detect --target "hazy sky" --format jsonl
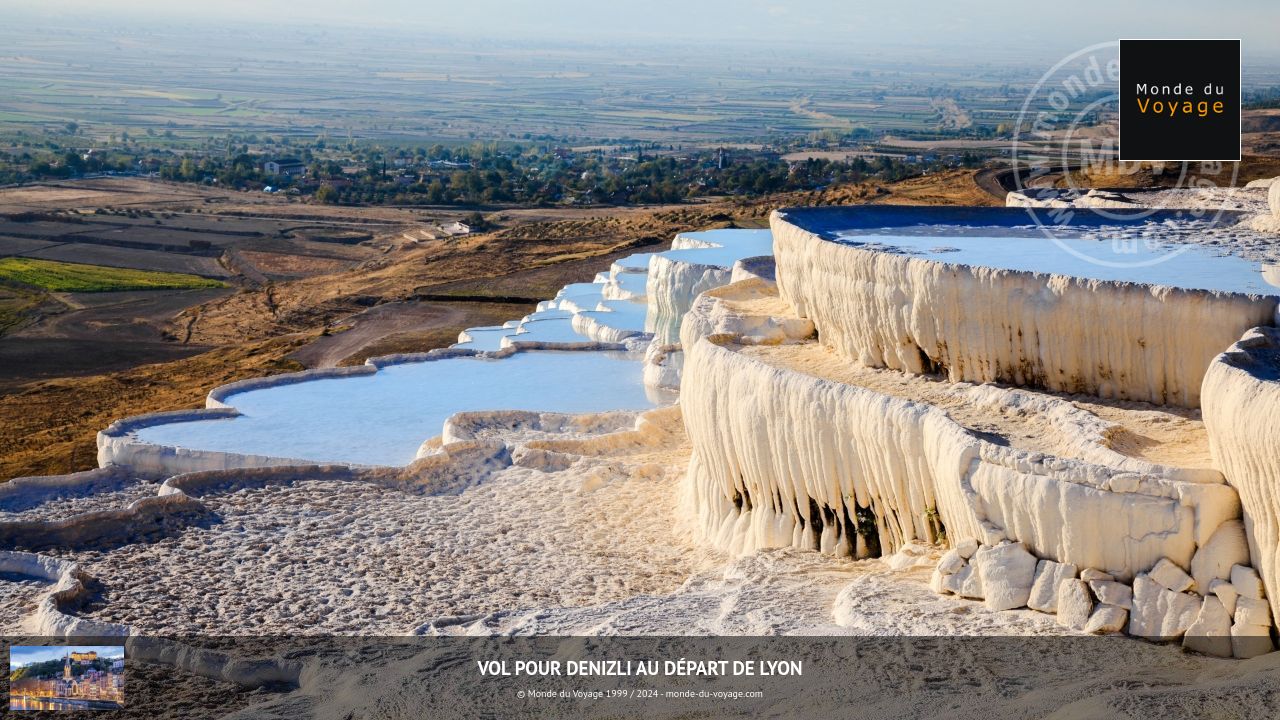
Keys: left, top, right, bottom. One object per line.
{"left": 9, "top": 0, "right": 1280, "bottom": 57}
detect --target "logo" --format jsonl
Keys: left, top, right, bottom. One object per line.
{"left": 1120, "top": 39, "right": 1241, "bottom": 162}
{"left": 1012, "top": 41, "right": 1241, "bottom": 268}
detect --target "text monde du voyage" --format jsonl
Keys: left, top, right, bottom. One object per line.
{"left": 1133, "top": 82, "right": 1229, "bottom": 118}
{"left": 476, "top": 659, "right": 803, "bottom": 677}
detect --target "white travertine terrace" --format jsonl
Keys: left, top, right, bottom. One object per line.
{"left": 644, "top": 229, "right": 773, "bottom": 345}
{"left": 677, "top": 268, "right": 1271, "bottom": 655}
{"left": 1203, "top": 327, "right": 1280, "bottom": 628}
{"left": 771, "top": 209, "right": 1277, "bottom": 407}
{"left": 676, "top": 201, "right": 1280, "bottom": 655}
{"left": 680, "top": 313, "right": 1238, "bottom": 576}
{"left": 9, "top": 197, "right": 1280, "bottom": 662}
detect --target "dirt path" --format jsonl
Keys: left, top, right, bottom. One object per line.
{"left": 287, "top": 302, "right": 470, "bottom": 368}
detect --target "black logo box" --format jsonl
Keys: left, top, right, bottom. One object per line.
{"left": 1119, "top": 39, "right": 1241, "bottom": 162}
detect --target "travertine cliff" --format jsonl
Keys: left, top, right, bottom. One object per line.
{"left": 770, "top": 210, "right": 1276, "bottom": 407}
{"left": 1203, "top": 327, "right": 1280, "bottom": 626}
{"left": 681, "top": 334, "right": 1237, "bottom": 576}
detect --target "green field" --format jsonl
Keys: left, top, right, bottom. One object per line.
{"left": 0, "top": 257, "right": 226, "bottom": 292}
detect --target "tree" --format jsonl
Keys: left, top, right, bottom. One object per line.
{"left": 315, "top": 184, "right": 338, "bottom": 204}
{"left": 463, "top": 211, "right": 491, "bottom": 231}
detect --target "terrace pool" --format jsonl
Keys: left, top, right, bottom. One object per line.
{"left": 453, "top": 326, "right": 516, "bottom": 352}
{"left": 578, "top": 299, "right": 648, "bottom": 334}
{"left": 134, "top": 351, "right": 668, "bottom": 467}
{"left": 107, "top": 227, "right": 777, "bottom": 474}
{"left": 784, "top": 206, "right": 1277, "bottom": 295}
{"left": 666, "top": 229, "right": 774, "bottom": 267}
{"left": 505, "top": 317, "right": 592, "bottom": 345}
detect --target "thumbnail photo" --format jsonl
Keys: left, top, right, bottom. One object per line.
{"left": 9, "top": 646, "right": 125, "bottom": 711}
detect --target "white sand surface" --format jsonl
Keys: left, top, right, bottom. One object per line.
{"left": 0, "top": 480, "right": 162, "bottom": 522}
{"left": 50, "top": 427, "right": 720, "bottom": 634}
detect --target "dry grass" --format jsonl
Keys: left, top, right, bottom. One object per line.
{"left": 0, "top": 336, "right": 309, "bottom": 479}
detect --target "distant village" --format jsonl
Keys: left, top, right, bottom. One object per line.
{"left": 0, "top": 127, "right": 987, "bottom": 208}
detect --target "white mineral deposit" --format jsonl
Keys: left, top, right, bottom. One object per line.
{"left": 5, "top": 188, "right": 1280, "bottom": 714}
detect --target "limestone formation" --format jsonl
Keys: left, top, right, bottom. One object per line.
{"left": 1057, "top": 579, "right": 1093, "bottom": 630}
{"left": 973, "top": 542, "right": 1038, "bottom": 611}
{"left": 771, "top": 209, "right": 1277, "bottom": 407}
{"left": 1149, "top": 558, "right": 1195, "bottom": 593}
{"left": 1231, "top": 622, "right": 1275, "bottom": 659}
{"left": 12, "top": 210, "right": 1276, "bottom": 658}
{"left": 1080, "top": 568, "right": 1115, "bottom": 583}
{"left": 646, "top": 230, "right": 773, "bottom": 346}
{"left": 0, "top": 551, "right": 128, "bottom": 637}
{"left": 1084, "top": 605, "right": 1129, "bottom": 635}
{"left": 937, "top": 549, "right": 966, "bottom": 575}
{"left": 958, "top": 565, "right": 985, "bottom": 600}
{"left": 1235, "top": 595, "right": 1272, "bottom": 628}
{"left": 1028, "top": 559, "right": 1077, "bottom": 613}
{"left": 1190, "top": 520, "right": 1250, "bottom": 595}
{"left": 1209, "top": 579, "right": 1239, "bottom": 616}
{"left": 1088, "top": 580, "right": 1133, "bottom": 609}
{"left": 1231, "top": 564, "right": 1266, "bottom": 599}
{"left": 929, "top": 568, "right": 947, "bottom": 594}
{"left": 1129, "top": 575, "right": 1200, "bottom": 640}
{"left": 1183, "top": 596, "right": 1234, "bottom": 658}
{"left": 1203, "top": 329, "right": 1280, "bottom": 628}
{"left": 941, "top": 566, "right": 968, "bottom": 596}
{"left": 955, "top": 538, "right": 979, "bottom": 559}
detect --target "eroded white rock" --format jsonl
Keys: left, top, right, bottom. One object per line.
{"left": 955, "top": 538, "right": 979, "bottom": 559}
{"left": 1183, "top": 596, "right": 1233, "bottom": 658}
{"left": 1088, "top": 580, "right": 1133, "bottom": 610}
{"left": 772, "top": 210, "right": 1277, "bottom": 407}
{"left": 1191, "top": 520, "right": 1249, "bottom": 594}
{"left": 1209, "top": 578, "right": 1239, "bottom": 617}
{"left": 1231, "top": 622, "right": 1275, "bottom": 659}
{"left": 1028, "top": 559, "right": 1077, "bottom": 614}
{"left": 1080, "top": 568, "right": 1115, "bottom": 583}
{"left": 958, "top": 564, "right": 985, "bottom": 600}
{"left": 937, "top": 549, "right": 966, "bottom": 575}
{"left": 1084, "top": 605, "right": 1128, "bottom": 635}
{"left": 1130, "top": 575, "right": 1200, "bottom": 640}
{"left": 1235, "top": 595, "right": 1273, "bottom": 628}
{"left": 1231, "top": 564, "right": 1266, "bottom": 600}
{"left": 941, "top": 567, "right": 967, "bottom": 596}
{"left": 684, "top": 339, "right": 1222, "bottom": 575}
{"left": 972, "top": 543, "right": 1037, "bottom": 611}
{"left": 1203, "top": 328, "right": 1280, "bottom": 638}
{"left": 930, "top": 568, "right": 947, "bottom": 595}
{"left": 1057, "top": 579, "right": 1093, "bottom": 630}
{"left": 1149, "top": 558, "right": 1195, "bottom": 593}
